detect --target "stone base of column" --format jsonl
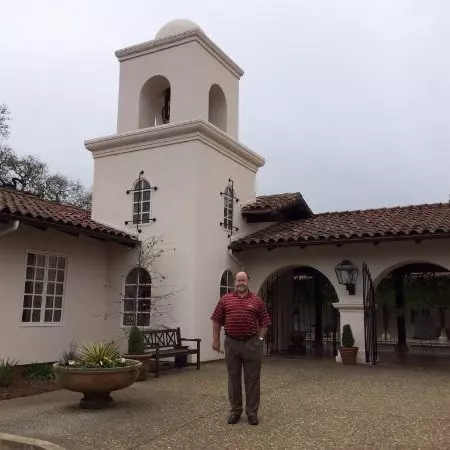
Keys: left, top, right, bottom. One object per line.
{"left": 333, "top": 300, "right": 367, "bottom": 364}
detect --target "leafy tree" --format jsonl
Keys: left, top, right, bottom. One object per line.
{"left": 0, "top": 104, "right": 92, "bottom": 209}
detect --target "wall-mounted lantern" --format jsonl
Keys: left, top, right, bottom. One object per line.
{"left": 335, "top": 260, "right": 359, "bottom": 295}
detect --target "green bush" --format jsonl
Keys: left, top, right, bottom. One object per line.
{"left": 24, "top": 362, "right": 55, "bottom": 381}
{"left": 127, "top": 325, "right": 145, "bottom": 355}
{"left": 0, "top": 358, "right": 18, "bottom": 387}
{"left": 341, "top": 324, "right": 355, "bottom": 347}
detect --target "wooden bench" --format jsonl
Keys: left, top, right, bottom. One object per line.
{"left": 142, "top": 327, "right": 201, "bottom": 378}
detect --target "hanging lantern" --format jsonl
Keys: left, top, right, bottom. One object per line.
{"left": 335, "top": 260, "right": 359, "bottom": 295}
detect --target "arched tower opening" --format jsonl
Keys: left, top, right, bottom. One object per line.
{"left": 208, "top": 84, "right": 227, "bottom": 132}
{"left": 139, "top": 75, "right": 171, "bottom": 128}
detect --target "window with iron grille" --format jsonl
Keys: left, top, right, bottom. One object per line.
{"left": 132, "top": 178, "right": 152, "bottom": 224}
{"left": 122, "top": 268, "right": 151, "bottom": 327}
{"left": 22, "top": 252, "right": 66, "bottom": 324}
{"left": 220, "top": 269, "right": 234, "bottom": 298}
{"left": 223, "top": 184, "right": 234, "bottom": 231}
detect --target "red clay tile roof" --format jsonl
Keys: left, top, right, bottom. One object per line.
{"left": 0, "top": 187, "right": 136, "bottom": 245}
{"left": 241, "top": 192, "right": 313, "bottom": 216}
{"left": 230, "top": 202, "right": 450, "bottom": 250}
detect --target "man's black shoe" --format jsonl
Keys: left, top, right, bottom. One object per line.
{"left": 248, "top": 415, "right": 259, "bottom": 426}
{"left": 227, "top": 414, "right": 240, "bottom": 424}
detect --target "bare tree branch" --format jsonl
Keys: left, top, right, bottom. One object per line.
{"left": 103, "top": 236, "right": 179, "bottom": 331}
{"left": 0, "top": 104, "right": 92, "bottom": 209}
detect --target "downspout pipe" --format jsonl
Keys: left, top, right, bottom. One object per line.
{"left": 0, "top": 220, "right": 19, "bottom": 237}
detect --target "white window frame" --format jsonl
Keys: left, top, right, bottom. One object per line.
{"left": 121, "top": 267, "right": 152, "bottom": 329}
{"left": 20, "top": 250, "right": 68, "bottom": 327}
{"left": 220, "top": 269, "right": 235, "bottom": 298}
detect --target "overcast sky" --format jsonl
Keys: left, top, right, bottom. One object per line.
{"left": 1, "top": 0, "right": 449, "bottom": 213}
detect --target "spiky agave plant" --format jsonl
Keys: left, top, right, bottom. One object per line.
{"left": 79, "top": 341, "right": 125, "bottom": 368}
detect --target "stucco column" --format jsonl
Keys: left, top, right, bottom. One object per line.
{"left": 334, "top": 300, "right": 367, "bottom": 364}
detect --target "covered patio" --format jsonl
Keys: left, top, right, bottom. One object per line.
{"left": 232, "top": 194, "right": 450, "bottom": 365}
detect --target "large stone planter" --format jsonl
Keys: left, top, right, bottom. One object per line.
{"left": 123, "top": 354, "right": 152, "bottom": 381}
{"left": 53, "top": 359, "right": 141, "bottom": 409}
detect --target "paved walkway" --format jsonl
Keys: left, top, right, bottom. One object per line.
{"left": 1, "top": 357, "right": 450, "bottom": 449}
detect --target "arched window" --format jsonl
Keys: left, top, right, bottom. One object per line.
{"left": 220, "top": 269, "right": 234, "bottom": 297}
{"left": 139, "top": 75, "right": 171, "bottom": 128}
{"left": 208, "top": 84, "right": 227, "bottom": 132}
{"left": 223, "top": 183, "right": 234, "bottom": 232}
{"left": 123, "top": 268, "right": 151, "bottom": 327}
{"left": 132, "top": 178, "right": 152, "bottom": 224}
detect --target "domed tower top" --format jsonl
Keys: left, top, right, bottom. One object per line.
{"left": 155, "top": 19, "right": 203, "bottom": 40}
{"left": 114, "top": 19, "right": 244, "bottom": 139}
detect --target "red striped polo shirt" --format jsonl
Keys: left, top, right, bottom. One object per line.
{"left": 211, "top": 291, "right": 271, "bottom": 337}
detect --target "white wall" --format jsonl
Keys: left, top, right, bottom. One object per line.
{"left": 191, "top": 140, "right": 258, "bottom": 360}
{"left": 0, "top": 226, "right": 127, "bottom": 364}
{"left": 88, "top": 131, "right": 261, "bottom": 362}
{"left": 90, "top": 139, "right": 199, "bottom": 342}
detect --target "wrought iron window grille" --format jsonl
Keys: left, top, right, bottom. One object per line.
{"left": 220, "top": 178, "right": 239, "bottom": 238}
{"left": 125, "top": 170, "right": 157, "bottom": 233}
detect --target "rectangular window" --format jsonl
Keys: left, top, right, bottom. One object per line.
{"left": 22, "top": 252, "right": 66, "bottom": 324}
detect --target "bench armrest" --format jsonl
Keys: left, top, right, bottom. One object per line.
{"left": 180, "top": 338, "right": 201, "bottom": 342}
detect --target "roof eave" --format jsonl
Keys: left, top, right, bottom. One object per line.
{"left": 241, "top": 193, "right": 314, "bottom": 220}
{"left": 229, "top": 232, "right": 450, "bottom": 251}
{"left": 0, "top": 213, "right": 138, "bottom": 247}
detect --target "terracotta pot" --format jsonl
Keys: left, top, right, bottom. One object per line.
{"left": 339, "top": 346, "right": 358, "bottom": 365}
{"left": 123, "top": 354, "right": 152, "bottom": 381}
{"left": 53, "top": 359, "right": 141, "bottom": 409}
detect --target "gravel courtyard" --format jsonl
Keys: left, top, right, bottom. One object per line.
{"left": 0, "top": 356, "right": 449, "bottom": 449}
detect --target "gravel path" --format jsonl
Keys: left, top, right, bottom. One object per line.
{"left": 0, "top": 357, "right": 449, "bottom": 449}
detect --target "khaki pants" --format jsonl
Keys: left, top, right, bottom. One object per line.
{"left": 224, "top": 335, "right": 263, "bottom": 417}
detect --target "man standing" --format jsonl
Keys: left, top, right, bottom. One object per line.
{"left": 211, "top": 271, "right": 271, "bottom": 426}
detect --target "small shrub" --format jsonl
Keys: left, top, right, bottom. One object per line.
{"left": 62, "top": 341, "right": 78, "bottom": 365}
{"left": 0, "top": 358, "right": 18, "bottom": 387}
{"left": 341, "top": 324, "right": 355, "bottom": 347}
{"left": 127, "top": 325, "right": 145, "bottom": 355}
{"left": 24, "top": 362, "right": 55, "bottom": 381}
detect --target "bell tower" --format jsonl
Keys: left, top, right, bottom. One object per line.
{"left": 115, "top": 19, "right": 243, "bottom": 139}
{"left": 85, "top": 19, "right": 264, "bottom": 361}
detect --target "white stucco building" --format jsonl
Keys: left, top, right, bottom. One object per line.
{"left": 2, "top": 19, "right": 450, "bottom": 366}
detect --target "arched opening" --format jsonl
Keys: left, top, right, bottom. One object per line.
{"left": 139, "top": 75, "right": 171, "bottom": 128}
{"left": 208, "top": 84, "right": 227, "bottom": 132}
{"left": 219, "top": 269, "right": 234, "bottom": 297}
{"left": 122, "top": 267, "right": 151, "bottom": 327}
{"left": 375, "top": 262, "right": 450, "bottom": 363}
{"left": 258, "top": 266, "right": 339, "bottom": 358}
{"left": 132, "top": 177, "right": 152, "bottom": 225}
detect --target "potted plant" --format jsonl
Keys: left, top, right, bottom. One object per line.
{"left": 339, "top": 324, "right": 358, "bottom": 365}
{"left": 123, "top": 325, "right": 152, "bottom": 381}
{"left": 53, "top": 340, "right": 141, "bottom": 409}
